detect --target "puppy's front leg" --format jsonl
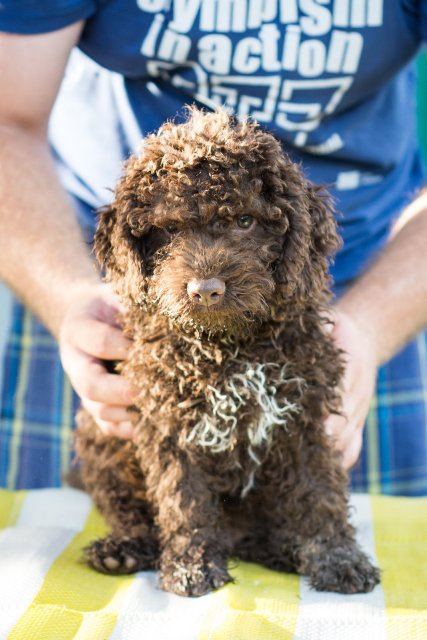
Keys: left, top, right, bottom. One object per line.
{"left": 144, "top": 450, "right": 233, "bottom": 597}
{"left": 253, "top": 437, "right": 380, "bottom": 594}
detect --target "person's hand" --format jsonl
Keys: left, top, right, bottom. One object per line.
{"left": 59, "top": 282, "right": 137, "bottom": 438}
{"left": 325, "top": 308, "right": 379, "bottom": 469}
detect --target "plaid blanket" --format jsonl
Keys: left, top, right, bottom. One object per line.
{"left": 0, "top": 488, "right": 426, "bottom": 640}
{"left": 1, "top": 302, "right": 427, "bottom": 494}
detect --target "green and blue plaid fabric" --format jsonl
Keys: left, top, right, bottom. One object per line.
{"left": 1, "top": 300, "right": 427, "bottom": 495}
{"left": 0, "top": 303, "right": 78, "bottom": 489}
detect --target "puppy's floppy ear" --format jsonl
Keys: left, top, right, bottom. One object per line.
{"left": 94, "top": 152, "right": 156, "bottom": 280}
{"left": 299, "top": 185, "right": 340, "bottom": 298}
{"left": 94, "top": 204, "right": 119, "bottom": 273}
{"left": 274, "top": 162, "right": 339, "bottom": 306}
{"left": 94, "top": 198, "right": 156, "bottom": 301}
{"left": 124, "top": 209, "right": 156, "bottom": 278}
{"left": 93, "top": 201, "right": 154, "bottom": 306}
{"left": 307, "top": 185, "right": 340, "bottom": 260}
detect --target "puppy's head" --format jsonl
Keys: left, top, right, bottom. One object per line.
{"left": 95, "top": 108, "right": 339, "bottom": 336}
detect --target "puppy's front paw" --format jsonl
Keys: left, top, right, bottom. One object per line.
{"left": 159, "top": 549, "right": 233, "bottom": 597}
{"left": 308, "top": 546, "right": 380, "bottom": 594}
{"left": 85, "top": 534, "right": 158, "bottom": 575}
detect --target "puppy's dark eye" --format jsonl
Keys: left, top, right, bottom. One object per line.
{"left": 165, "top": 223, "right": 178, "bottom": 234}
{"left": 236, "top": 215, "right": 254, "bottom": 229}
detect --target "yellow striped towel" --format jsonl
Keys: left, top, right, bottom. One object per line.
{"left": 0, "top": 488, "right": 426, "bottom": 640}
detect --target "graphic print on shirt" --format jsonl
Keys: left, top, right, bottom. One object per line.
{"left": 137, "top": 0, "right": 384, "bottom": 155}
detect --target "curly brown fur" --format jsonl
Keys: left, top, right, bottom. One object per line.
{"left": 75, "top": 107, "right": 380, "bottom": 596}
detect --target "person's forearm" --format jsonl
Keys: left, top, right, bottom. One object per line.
{"left": 337, "top": 189, "right": 427, "bottom": 366}
{"left": 0, "top": 123, "right": 100, "bottom": 337}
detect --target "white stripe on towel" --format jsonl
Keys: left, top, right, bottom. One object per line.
{"left": 15, "top": 487, "right": 92, "bottom": 529}
{"left": 109, "top": 570, "right": 213, "bottom": 640}
{"left": 0, "top": 488, "right": 91, "bottom": 639}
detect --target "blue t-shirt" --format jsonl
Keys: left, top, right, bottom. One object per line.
{"left": 1, "top": 0, "right": 426, "bottom": 289}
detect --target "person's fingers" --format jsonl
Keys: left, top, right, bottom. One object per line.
{"left": 95, "top": 419, "right": 135, "bottom": 439}
{"left": 64, "top": 315, "right": 132, "bottom": 360}
{"left": 82, "top": 398, "right": 136, "bottom": 438}
{"left": 325, "top": 408, "right": 354, "bottom": 442}
{"left": 324, "top": 412, "right": 341, "bottom": 436}
{"left": 79, "top": 360, "right": 135, "bottom": 405}
{"left": 93, "top": 286, "right": 127, "bottom": 323}
{"left": 322, "top": 307, "right": 377, "bottom": 470}
{"left": 62, "top": 343, "right": 136, "bottom": 405}
{"left": 58, "top": 284, "right": 138, "bottom": 440}
{"left": 342, "top": 431, "right": 363, "bottom": 470}
{"left": 82, "top": 399, "right": 137, "bottom": 424}
{"left": 325, "top": 407, "right": 364, "bottom": 468}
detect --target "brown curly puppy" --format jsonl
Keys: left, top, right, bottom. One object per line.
{"left": 75, "top": 107, "right": 380, "bottom": 597}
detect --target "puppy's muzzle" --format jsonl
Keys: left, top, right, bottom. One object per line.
{"left": 187, "top": 278, "right": 225, "bottom": 307}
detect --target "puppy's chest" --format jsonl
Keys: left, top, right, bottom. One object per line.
{"left": 130, "top": 339, "right": 305, "bottom": 472}
{"left": 181, "top": 360, "right": 305, "bottom": 496}
{"left": 187, "top": 360, "right": 305, "bottom": 455}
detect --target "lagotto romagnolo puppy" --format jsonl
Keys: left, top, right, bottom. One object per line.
{"left": 75, "top": 107, "right": 380, "bottom": 597}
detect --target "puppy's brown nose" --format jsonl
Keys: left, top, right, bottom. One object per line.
{"left": 187, "top": 278, "right": 225, "bottom": 307}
